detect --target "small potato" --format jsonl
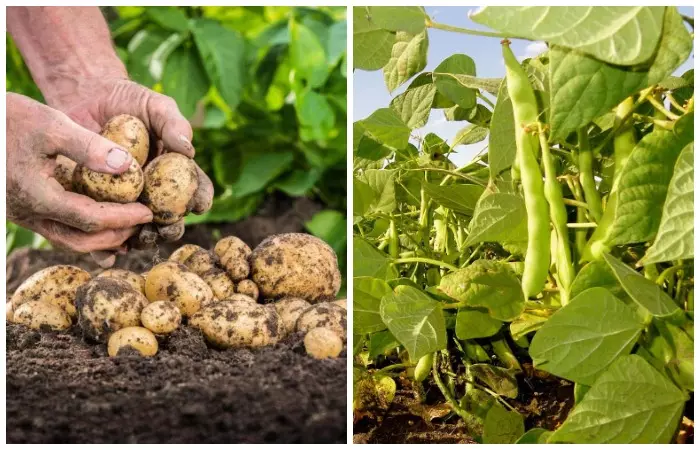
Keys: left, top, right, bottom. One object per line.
{"left": 10, "top": 265, "right": 91, "bottom": 318}
{"left": 141, "top": 153, "right": 199, "bottom": 225}
{"left": 6, "top": 302, "right": 15, "bottom": 322}
{"left": 274, "top": 297, "right": 312, "bottom": 336}
{"left": 97, "top": 269, "right": 145, "bottom": 295}
{"left": 250, "top": 233, "right": 341, "bottom": 303}
{"left": 190, "top": 300, "right": 280, "bottom": 348}
{"left": 13, "top": 301, "right": 72, "bottom": 331}
{"left": 183, "top": 249, "right": 219, "bottom": 276}
{"left": 296, "top": 303, "right": 346, "bottom": 339}
{"left": 201, "top": 270, "right": 236, "bottom": 300}
{"left": 214, "top": 236, "right": 252, "bottom": 281}
{"left": 169, "top": 244, "right": 204, "bottom": 264}
{"left": 157, "top": 221, "right": 185, "bottom": 242}
{"left": 76, "top": 278, "right": 149, "bottom": 342}
{"left": 332, "top": 298, "right": 347, "bottom": 309}
{"left": 236, "top": 279, "right": 259, "bottom": 301}
{"left": 108, "top": 326, "right": 158, "bottom": 357}
{"left": 100, "top": 115, "right": 150, "bottom": 166}
{"left": 304, "top": 327, "right": 343, "bottom": 359}
{"left": 54, "top": 156, "right": 76, "bottom": 191}
{"left": 141, "top": 301, "right": 181, "bottom": 334}
{"left": 144, "top": 262, "right": 213, "bottom": 316}
{"left": 73, "top": 158, "right": 144, "bottom": 203}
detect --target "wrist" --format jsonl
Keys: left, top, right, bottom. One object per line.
{"left": 41, "top": 62, "right": 128, "bottom": 111}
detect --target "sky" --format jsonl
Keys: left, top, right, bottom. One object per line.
{"left": 353, "top": 6, "right": 695, "bottom": 167}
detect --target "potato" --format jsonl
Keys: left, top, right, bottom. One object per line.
{"left": 236, "top": 279, "right": 259, "bottom": 301}
{"left": 250, "top": 233, "right": 341, "bottom": 303}
{"left": 157, "top": 221, "right": 185, "bottom": 242}
{"left": 100, "top": 115, "right": 150, "bottom": 166}
{"left": 6, "top": 302, "right": 15, "bottom": 322}
{"left": 97, "top": 269, "right": 145, "bottom": 295}
{"left": 200, "top": 270, "right": 236, "bottom": 300}
{"left": 54, "top": 155, "right": 76, "bottom": 191}
{"left": 190, "top": 300, "right": 280, "bottom": 348}
{"left": 214, "top": 236, "right": 251, "bottom": 281}
{"left": 304, "top": 327, "right": 343, "bottom": 359}
{"left": 332, "top": 298, "right": 347, "bottom": 309}
{"left": 274, "top": 297, "right": 311, "bottom": 336}
{"left": 73, "top": 158, "right": 144, "bottom": 203}
{"left": 141, "top": 153, "right": 199, "bottom": 225}
{"left": 108, "top": 326, "right": 158, "bottom": 357}
{"left": 144, "top": 261, "right": 213, "bottom": 317}
{"left": 183, "top": 249, "right": 219, "bottom": 276}
{"left": 169, "top": 244, "right": 204, "bottom": 264}
{"left": 10, "top": 265, "right": 91, "bottom": 319}
{"left": 140, "top": 301, "right": 181, "bottom": 334}
{"left": 76, "top": 278, "right": 149, "bottom": 342}
{"left": 296, "top": 303, "right": 346, "bottom": 339}
{"left": 13, "top": 301, "right": 72, "bottom": 331}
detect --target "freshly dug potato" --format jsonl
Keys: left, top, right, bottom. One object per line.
{"left": 169, "top": 244, "right": 204, "bottom": 264}
{"left": 108, "top": 326, "right": 158, "bottom": 357}
{"left": 214, "top": 236, "right": 252, "bottom": 281}
{"left": 10, "top": 265, "right": 91, "bottom": 318}
{"left": 97, "top": 269, "right": 145, "bottom": 295}
{"left": 141, "top": 301, "right": 181, "bottom": 334}
{"left": 54, "top": 155, "right": 76, "bottom": 191}
{"left": 144, "top": 262, "right": 213, "bottom": 316}
{"left": 13, "top": 301, "right": 72, "bottom": 331}
{"left": 274, "top": 297, "right": 311, "bottom": 336}
{"left": 250, "top": 233, "right": 341, "bottom": 303}
{"left": 190, "top": 299, "right": 280, "bottom": 348}
{"left": 332, "top": 298, "right": 347, "bottom": 309}
{"left": 157, "top": 221, "right": 185, "bottom": 242}
{"left": 76, "top": 278, "right": 149, "bottom": 342}
{"left": 183, "top": 249, "right": 219, "bottom": 276}
{"left": 73, "top": 158, "right": 144, "bottom": 203}
{"left": 140, "top": 153, "right": 199, "bottom": 225}
{"left": 296, "top": 303, "right": 346, "bottom": 339}
{"left": 236, "top": 279, "right": 259, "bottom": 301}
{"left": 100, "top": 115, "right": 150, "bottom": 166}
{"left": 201, "top": 270, "right": 236, "bottom": 301}
{"left": 304, "top": 327, "right": 343, "bottom": 359}
{"left": 6, "top": 302, "right": 15, "bottom": 322}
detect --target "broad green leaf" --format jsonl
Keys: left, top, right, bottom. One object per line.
{"left": 453, "top": 124, "right": 488, "bottom": 147}
{"left": 148, "top": 32, "right": 186, "bottom": 82}
{"left": 422, "top": 133, "right": 450, "bottom": 155}
{"left": 354, "top": 122, "right": 393, "bottom": 161}
{"left": 161, "top": 46, "right": 208, "bottom": 120}
{"left": 439, "top": 260, "right": 525, "bottom": 321}
{"left": 228, "top": 150, "right": 294, "bottom": 198}
{"left": 548, "top": 7, "right": 692, "bottom": 140}
{"left": 471, "top": 6, "right": 665, "bottom": 65}
{"left": 353, "top": 178, "right": 375, "bottom": 218}
{"left": 470, "top": 364, "right": 519, "bottom": 398}
{"left": 305, "top": 210, "right": 346, "bottom": 258}
{"left": 360, "top": 169, "right": 396, "bottom": 214}
{"left": 366, "top": 6, "right": 427, "bottom": 35}
{"left": 465, "top": 193, "right": 528, "bottom": 246}
{"left": 421, "top": 183, "right": 484, "bottom": 215}
{"left": 549, "top": 354, "right": 687, "bottom": 443}
{"left": 641, "top": 143, "right": 694, "bottom": 264}
{"left": 573, "top": 383, "right": 591, "bottom": 404}
{"left": 489, "top": 81, "right": 516, "bottom": 178}
{"left": 274, "top": 168, "right": 322, "bottom": 197}
{"left": 569, "top": 260, "right": 625, "bottom": 300}
{"left": 354, "top": 277, "right": 392, "bottom": 333}
{"left": 369, "top": 330, "right": 400, "bottom": 359}
{"left": 296, "top": 89, "right": 336, "bottom": 142}
{"left": 380, "top": 285, "right": 447, "bottom": 362}
{"left": 456, "top": 308, "right": 503, "bottom": 339}
{"left": 289, "top": 18, "right": 328, "bottom": 89}
{"left": 354, "top": 237, "right": 398, "bottom": 280}
{"left": 326, "top": 19, "right": 347, "bottom": 67}
{"left": 432, "top": 55, "right": 477, "bottom": 109}
{"left": 510, "top": 310, "right": 550, "bottom": 341}
{"left": 660, "top": 322, "right": 694, "bottom": 391}
{"left": 126, "top": 29, "right": 171, "bottom": 86}
{"left": 390, "top": 84, "right": 436, "bottom": 129}
{"left": 603, "top": 253, "right": 680, "bottom": 318}
{"left": 516, "top": 428, "right": 552, "bottom": 444}
{"left": 432, "top": 73, "right": 501, "bottom": 96}
{"left": 383, "top": 31, "right": 429, "bottom": 92}
{"left": 353, "top": 7, "right": 393, "bottom": 70}
{"left": 483, "top": 404, "right": 525, "bottom": 444}
{"left": 146, "top": 6, "right": 189, "bottom": 32}
{"left": 359, "top": 108, "right": 411, "bottom": 150}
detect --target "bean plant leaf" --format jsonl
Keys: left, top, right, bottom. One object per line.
{"left": 530, "top": 287, "right": 644, "bottom": 385}
{"left": 353, "top": 7, "right": 394, "bottom": 70}
{"left": 602, "top": 253, "right": 680, "bottom": 318}
{"left": 569, "top": 261, "right": 626, "bottom": 300}
{"left": 354, "top": 122, "right": 393, "bottom": 161}
{"left": 369, "top": 330, "right": 400, "bottom": 359}
{"left": 471, "top": 6, "right": 665, "bottom": 66}
{"left": 146, "top": 6, "right": 189, "bottom": 32}
{"left": 432, "top": 74, "right": 501, "bottom": 96}
{"left": 470, "top": 364, "right": 519, "bottom": 398}
{"left": 488, "top": 81, "right": 516, "bottom": 178}
{"left": 640, "top": 143, "right": 694, "bottom": 265}
{"left": 380, "top": 285, "right": 447, "bottom": 362}
{"left": 296, "top": 89, "right": 335, "bottom": 142}
{"left": 483, "top": 404, "right": 525, "bottom": 444}
{"left": 354, "top": 237, "right": 398, "bottom": 280}
{"left": 384, "top": 31, "right": 429, "bottom": 92}
{"left": 453, "top": 124, "right": 488, "bottom": 147}
{"left": 510, "top": 310, "right": 551, "bottom": 341}
{"left": 354, "top": 276, "right": 393, "bottom": 334}
{"left": 465, "top": 193, "right": 528, "bottom": 246}
{"left": 516, "top": 428, "right": 552, "bottom": 444}
{"left": 456, "top": 308, "right": 503, "bottom": 340}
{"left": 353, "top": 178, "right": 375, "bottom": 218}
{"left": 421, "top": 183, "right": 485, "bottom": 215}
{"left": 549, "top": 354, "right": 688, "bottom": 444}
{"left": 359, "top": 169, "right": 396, "bottom": 214}
{"left": 289, "top": 18, "right": 328, "bottom": 89}
{"left": 366, "top": 6, "right": 427, "bottom": 35}
{"left": 390, "top": 84, "right": 436, "bottom": 129}
{"left": 359, "top": 108, "right": 411, "bottom": 150}
{"left": 161, "top": 46, "right": 209, "bottom": 119}
{"left": 228, "top": 150, "right": 294, "bottom": 198}
{"left": 432, "top": 55, "right": 478, "bottom": 109}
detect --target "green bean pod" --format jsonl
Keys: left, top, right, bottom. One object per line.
{"left": 414, "top": 352, "right": 434, "bottom": 382}
{"left": 577, "top": 129, "right": 603, "bottom": 222}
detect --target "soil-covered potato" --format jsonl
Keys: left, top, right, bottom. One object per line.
{"left": 201, "top": 269, "right": 236, "bottom": 301}
{"left": 183, "top": 249, "right": 219, "bottom": 276}
{"left": 214, "top": 236, "right": 251, "bottom": 281}
{"left": 274, "top": 297, "right": 312, "bottom": 336}
{"left": 190, "top": 299, "right": 280, "bottom": 348}
{"left": 236, "top": 279, "right": 259, "bottom": 301}
{"left": 332, "top": 298, "right": 347, "bottom": 309}
{"left": 76, "top": 278, "right": 149, "bottom": 342}
{"left": 13, "top": 301, "right": 72, "bottom": 331}
{"left": 140, "top": 153, "right": 199, "bottom": 225}
{"left": 54, "top": 155, "right": 77, "bottom": 191}
{"left": 140, "top": 301, "right": 181, "bottom": 334}
{"left": 250, "top": 233, "right": 341, "bottom": 303}
{"left": 296, "top": 303, "right": 346, "bottom": 339}
{"left": 73, "top": 158, "right": 144, "bottom": 203}
{"left": 10, "top": 265, "right": 91, "bottom": 319}
{"left": 97, "top": 269, "right": 145, "bottom": 295}
{"left": 304, "top": 327, "right": 343, "bottom": 359}
{"left": 157, "top": 221, "right": 186, "bottom": 242}
{"left": 144, "top": 261, "right": 213, "bottom": 317}
{"left": 169, "top": 244, "right": 204, "bottom": 264}
{"left": 100, "top": 115, "right": 150, "bottom": 167}
{"left": 107, "top": 326, "right": 158, "bottom": 357}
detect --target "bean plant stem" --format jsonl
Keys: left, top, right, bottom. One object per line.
{"left": 667, "top": 93, "right": 686, "bottom": 113}
{"left": 477, "top": 91, "right": 495, "bottom": 108}
{"left": 407, "top": 168, "right": 487, "bottom": 186}
{"left": 646, "top": 92, "right": 680, "bottom": 120}
{"left": 492, "top": 338, "right": 520, "bottom": 371}
{"left": 432, "top": 352, "right": 477, "bottom": 423}
{"left": 427, "top": 19, "right": 507, "bottom": 39}
{"left": 393, "top": 257, "right": 458, "bottom": 272}
{"left": 656, "top": 264, "right": 687, "bottom": 286}
{"left": 375, "top": 363, "right": 412, "bottom": 376}
{"left": 562, "top": 198, "right": 588, "bottom": 209}
{"left": 567, "top": 222, "right": 597, "bottom": 228}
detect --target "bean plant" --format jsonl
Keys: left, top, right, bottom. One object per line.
{"left": 352, "top": 6, "right": 694, "bottom": 444}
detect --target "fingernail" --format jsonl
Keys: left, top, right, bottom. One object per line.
{"left": 106, "top": 148, "right": 130, "bottom": 169}
{"left": 179, "top": 135, "right": 194, "bottom": 153}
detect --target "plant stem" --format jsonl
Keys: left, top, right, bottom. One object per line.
{"left": 460, "top": 243, "right": 484, "bottom": 267}
{"left": 477, "top": 91, "right": 495, "bottom": 108}
{"left": 479, "top": 385, "right": 518, "bottom": 412}
{"left": 406, "top": 168, "right": 487, "bottom": 186}
{"left": 563, "top": 198, "right": 588, "bottom": 209}
{"left": 667, "top": 93, "right": 687, "bottom": 113}
{"left": 567, "top": 222, "right": 597, "bottom": 228}
{"left": 393, "top": 257, "right": 458, "bottom": 272}
{"left": 633, "top": 113, "right": 674, "bottom": 130}
{"left": 427, "top": 19, "right": 506, "bottom": 38}
{"left": 375, "top": 363, "right": 412, "bottom": 376}
{"left": 645, "top": 93, "right": 680, "bottom": 120}
{"left": 432, "top": 352, "right": 478, "bottom": 423}
{"left": 492, "top": 338, "right": 520, "bottom": 371}
{"left": 656, "top": 264, "right": 686, "bottom": 286}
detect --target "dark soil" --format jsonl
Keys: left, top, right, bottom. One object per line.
{"left": 6, "top": 196, "right": 347, "bottom": 444}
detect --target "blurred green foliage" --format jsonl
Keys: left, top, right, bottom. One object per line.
{"left": 6, "top": 6, "right": 347, "bottom": 266}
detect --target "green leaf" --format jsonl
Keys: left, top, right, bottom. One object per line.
{"left": 353, "top": 178, "right": 376, "bottom": 218}
{"left": 161, "top": 46, "right": 208, "bottom": 120}
{"left": 471, "top": 364, "right": 519, "bottom": 398}
{"left": 380, "top": 285, "right": 447, "bottom": 362}
{"left": 274, "top": 168, "right": 322, "bottom": 197}
{"left": 439, "top": 260, "right": 525, "bottom": 321}
{"left": 126, "top": 29, "right": 171, "bottom": 86}
{"left": 570, "top": 261, "right": 626, "bottom": 300}
{"left": 432, "top": 55, "right": 477, "bottom": 109}
{"left": 354, "top": 276, "right": 393, "bottom": 334}
{"left": 148, "top": 32, "right": 187, "bottom": 82}
{"left": 510, "top": 310, "right": 551, "bottom": 341}
{"left": 228, "top": 150, "right": 294, "bottom": 198}
{"left": 289, "top": 18, "right": 328, "bottom": 89}
{"left": 359, "top": 108, "right": 411, "bottom": 150}
{"left": 146, "top": 6, "right": 190, "bottom": 32}
{"left": 353, "top": 237, "right": 398, "bottom": 280}
{"left": 383, "top": 31, "right": 429, "bottom": 92}
{"left": 352, "top": 7, "right": 394, "bottom": 70}
{"left": 453, "top": 124, "right": 488, "bottom": 147}
{"left": 421, "top": 182, "right": 485, "bottom": 215}
{"left": 326, "top": 19, "right": 347, "bottom": 67}
{"left": 641, "top": 143, "right": 694, "bottom": 264}
{"left": 295, "top": 90, "right": 336, "bottom": 142}
{"left": 465, "top": 193, "right": 528, "bottom": 246}
{"left": 390, "top": 84, "right": 436, "bottom": 129}
{"left": 369, "top": 330, "right": 400, "bottom": 359}
{"left": 354, "top": 122, "right": 393, "bottom": 161}
{"left": 602, "top": 253, "right": 680, "bottom": 318}
{"left": 305, "top": 210, "right": 346, "bottom": 257}
{"left": 483, "top": 404, "right": 525, "bottom": 444}
{"left": 515, "top": 428, "right": 552, "bottom": 444}
{"left": 456, "top": 308, "right": 503, "bottom": 339}
{"left": 432, "top": 74, "right": 501, "bottom": 96}
{"left": 549, "top": 354, "right": 687, "bottom": 443}
{"left": 471, "top": 6, "right": 665, "bottom": 65}
{"left": 366, "top": 6, "right": 427, "bottom": 35}
{"left": 489, "top": 81, "right": 516, "bottom": 178}
{"left": 530, "top": 287, "right": 644, "bottom": 385}
{"left": 359, "top": 169, "right": 396, "bottom": 214}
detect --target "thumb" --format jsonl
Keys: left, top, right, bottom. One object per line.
{"left": 54, "top": 119, "right": 134, "bottom": 175}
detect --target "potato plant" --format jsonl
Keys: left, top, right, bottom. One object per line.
{"left": 353, "top": 6, "right": 693, "bottom": 444}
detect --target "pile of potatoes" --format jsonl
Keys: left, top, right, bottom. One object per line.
{"left": 6, "top": 233, "right": 346, "bottom": 359}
